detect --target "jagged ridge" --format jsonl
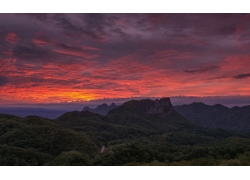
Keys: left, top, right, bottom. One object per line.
{"left": 108, "top": 97, "right": 173, "bottom": 117}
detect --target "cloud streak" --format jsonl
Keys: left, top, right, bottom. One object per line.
{"left": 233, "top": 73, "right": 250, "bottom": 79}
{"left": 184, "top": 65, "right": 220, "bottom": 73}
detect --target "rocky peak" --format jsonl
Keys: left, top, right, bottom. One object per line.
{"left": 145, "top": 97, "right": 173, "bottom": 117}
{"left": 97, "top": 103, "right": 108, "bottom": 108}
{"left": 108, "top": 97, "right": 173, "bottom": 117}
{"left": 83, "top": 106, "right": 90, "bottom": 111}
{"left": 110, "top": 103, "right": 116, "bottom": 107}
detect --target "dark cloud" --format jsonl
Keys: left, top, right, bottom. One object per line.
{"left": 216, "top": 24, "right": 237, "bottom": 36}
{"left": 0, "top": 76, "right": 8, "bottom": 86}
{"left": 184, "top": 65, "right": 220, "bottom": 73}
{"left": 57, "top": 43, "right": 82, "bottom": 51}
{"left": 13, "top": 44, "right": 53, "bottom": 60}
{"left": 26, "top": 13, "right": 50, "bottom": 22}
{"left": 8, "top": 75, "right": 81, "bottom": 88}
{"left": 233, "top": 73, "right": 250, "bottom": 79}
{"left": 51, "top": 14, "right": 110, "bottom": 42}
{"left": 204, "top": 76, "right": 229, "bottom": 81}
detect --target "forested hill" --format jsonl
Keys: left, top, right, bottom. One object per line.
{"left": 174, "top": 102, "right": 250, "bottom": 133}
{"left": 1, "top": 98, "right": 250, "bottom": 165}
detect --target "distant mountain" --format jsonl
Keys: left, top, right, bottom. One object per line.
{"left": 174, "top": 102, "right": 250, "bottom": 133}
{"left": 0, "top": 102, "right": 117, "bottom": 119}
{"left": 0, "top": 107, "right": 67, "bottom": 119}
{"left": 82, "top": 103, "right": 119, "bottom": 115}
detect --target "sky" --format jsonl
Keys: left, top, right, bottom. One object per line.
{"left": 1, "top": 13, "right": 250, "bottom": 105}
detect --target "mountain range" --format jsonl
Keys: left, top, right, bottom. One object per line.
{"left": 1, "top": 97, "right": 250, "bottom": 165}
{"left": 83, "top": 101, "right": 250, "bottom": 133}
{"left": 3, "top": 101, "right": 250, "bottom": 134}
{"left": 174, "top": 102, "right": 250, "bottom": 133}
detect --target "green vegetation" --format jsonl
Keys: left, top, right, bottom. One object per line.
{"left": 0, "top": 114, "right": 97, "bottom": 165}
{"left": 1, "top": 99, "right": 250, "bottom": 165}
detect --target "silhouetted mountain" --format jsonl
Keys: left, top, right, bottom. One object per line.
{"left": 101, "top": 98, "right": 201, "bottom": 134}
{"left": 108, "top": 98, "right": 173, "bottom": 116}
{"left": 57, "top": 98, "right": 196, "bottom": 140}
{"left": 82, "top": 103, "right": 119, "bottom": 115}
{"left": 174, "top": 102, "right": 250, "bottom": 133}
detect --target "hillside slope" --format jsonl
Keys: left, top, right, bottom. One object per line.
{"left": 0, "top": 114, "right": 98, "bottom": 165}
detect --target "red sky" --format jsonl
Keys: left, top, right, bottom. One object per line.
{"left": 1, "top": 14, "right": 250, "bottom": 104}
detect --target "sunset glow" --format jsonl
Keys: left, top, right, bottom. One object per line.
{"left": 1, "top": 14, "right": 250, "bottom": 104}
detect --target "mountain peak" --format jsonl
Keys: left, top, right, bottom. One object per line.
{"left": 147, "top": 97, "right": 173, "bottom": 116}
{"left": 83, "top": 106, "right": 90, "bottom": 110}
{"left": 97, "top": 103, "right": 108, "bottom": 108}
{"left": 108, "top": 97, "right": 173, "bottom": 117}
{"left": 110, "top": 103, "right": 116, "bottom": 107}
{"left": 212, "top": 104, "right": 227, "bottom": 109}
{"left": 190, "top": 102, "right": 207, "bottom": 106}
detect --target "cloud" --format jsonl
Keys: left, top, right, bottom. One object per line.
{"left": 53, "top": 49, "right": 99, "bottom": 58}
{"left": 233, "top": 73, "right": 250, "bottom": 79}
{"left": 184, "top": 65, "right": 220, "bottom": 73}
{"left": 13, "top": 44, "right": 53, "bottom": 61}
{"left": 54, "top": 43, "right": 100, "bottom": 58}
{"left": 51, "top": 14, "right": 109, "bottom": 42}
{"left": 0, "top": 76, "right": 8, "bottom": 86}
{"left": 81, "top": 45, "right": 100, "bottom": 51}
{"left": 1, "top": 14, "right": 250, "bottom": 104}
{"left": 5, "top": 33, "right": 20, "bottom": 44}
{"left": 28, "top": 13, "right": 49, "bottom": 22}
{"left": 32, "top": 32, "right": 55, "bottom": 46}
{"left": 32, "top": 39, "right": 52, "bottom": 46}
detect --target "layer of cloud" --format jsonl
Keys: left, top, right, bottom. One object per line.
{"left": 0, "top": 14, "right": 250, "bottom": 104}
